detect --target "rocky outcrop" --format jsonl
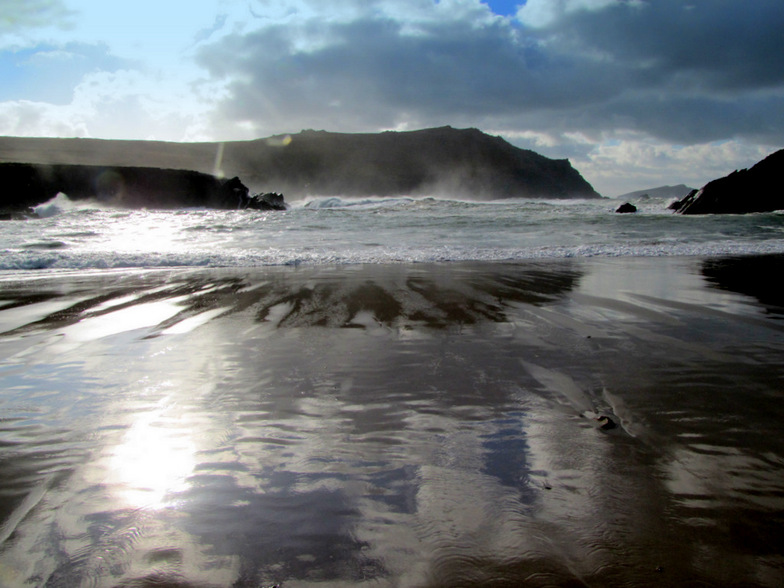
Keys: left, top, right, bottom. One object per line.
{"left": 246, "top": 190, "right": 286, "bottom": 211}
{"left": 671, "top": 149, "right": 784, "bottom": 214}
{"left": 0, "top": 127, "right": 601, "bottom": 200}
{"left": 667, "top": 190, "right": 697, "bottom": 212}
{"left": 615, "top": 202, "right": 637, "bottom": 213}
{"left": 0, "top": 207, "right": 35, "bottom": 220}
{"left": 0, "top": 163, "right": 286, "bottom": 212}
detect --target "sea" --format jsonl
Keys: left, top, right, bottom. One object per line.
{"left": 4, "top": 193, "right": 784, "bottom": 269}
{"left": 1, "top": 193, "right": 784, "bottom": 587}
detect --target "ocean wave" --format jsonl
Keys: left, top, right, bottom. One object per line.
{"left": 4, "top": 240, "right": 784, "bottom": 272}
{"left": 293, "top": 195, "right": 588, "bottom": 210}
{"left": 33, "top": 193, "right": 105, "bottom": 218}
{"left": 2, "top": 198, "right": 783, "bottom": 273}
{"left": 296, "top": 196, "right": 418, "bottom": 209}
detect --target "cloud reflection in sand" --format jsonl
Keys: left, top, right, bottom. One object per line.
{"left": 1, "top": 258, "right": 783, "bottom": 586}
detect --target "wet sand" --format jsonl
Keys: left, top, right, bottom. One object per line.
{"left": 0, "top": 256, "right": 783, "bottom": 587}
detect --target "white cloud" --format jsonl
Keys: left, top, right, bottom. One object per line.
{"left": 561, "top": 131, "right": 593, "bottom": 145}
{"left": 492, "top": 129, "right": 560, "bottom": 148}
{"left": 516, "top": 0, "right": 617, "bottom": 28}
{"left": 573, "top": 134, "right": 772, "bottom": 196}
{"left": 0, "top": 0, "right": 73, "bottom": 35}
{"left": 0, "top": 100, "right": 89, "bottom": 137}
{"left": 0, "top": 68, "right": 224, "bottom": 140}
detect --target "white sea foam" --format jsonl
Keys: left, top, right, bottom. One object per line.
{"left": 32, "top": 193, "right": 104, "bottom": 218}
{"left": 2, "top": 241, "right": 784, "bottom": 272}
{"left": 2, "top": 197, "right": 783, "bottom": 272}
{"left": 297, "top": 196, "right": 417, "bottom": 209}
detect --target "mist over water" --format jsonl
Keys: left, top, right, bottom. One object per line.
{"left": 2, "top": 194, "right": 784, "bottom": 271}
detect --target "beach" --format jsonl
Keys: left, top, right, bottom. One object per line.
{"left": 4, "top": 0, "right": 784, "bottom": 584}
{"left": 1, "top": 255, "right": 783, "bottom": 586}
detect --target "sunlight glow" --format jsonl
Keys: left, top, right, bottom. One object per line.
{"left": 65, "top": 300, "right": 184, "bottom": 341}
{"left": 104, "top": 214, "right": 185, "bottom": 253}
{"left": 110, "top": 408, "right": 196, "bottom": 509}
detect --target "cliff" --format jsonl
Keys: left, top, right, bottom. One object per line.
{"left": 0, "top": 163, "right": 285, "bottom": 212}
{"left": 671, "top": 149, "right": 784, "bottom": 214}
{"left": 0, "top": 127, "right": 601, "bottom": 200}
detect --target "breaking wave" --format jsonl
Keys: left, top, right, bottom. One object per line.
{"left": 1, "top": 197, "right": 783, "bottom": 272}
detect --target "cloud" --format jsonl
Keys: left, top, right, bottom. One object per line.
{"left": 516, "top": 0, "right": 618, "bottom": 28}
{"left": 575, "top": 135, "right": 773, "bottom": 197}
{"left": 0, "top": 0, "right": 230, "bottom": 141}
{"left": 0, "top": 69, "right": 221, "bottom": 140}
{"left": 0, "top": 0, "right": 73, "bottom": 33}
{"left": 532, "top": 0, "right": 784, "bottom": 93}
{"left": 196, "top": 0, "right": 784, "bottom": 150}
{"left": 0, "top": 42, "right": 130, "bottom": 103}
{"left": 193, "top": 13, "right": 229, "bottom": 45}
{"left": 1, "top": 0, "right": 783, "bottom": 194}
{"left": 197, "top": 1, "right": 623, "bottom": 136}
{"left": 496, "top": 127, "right": 775, "bottom": 197}
{"left": 0, "top": 99, "right": 89, "bottom": 137}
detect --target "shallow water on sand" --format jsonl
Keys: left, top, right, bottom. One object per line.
{"left": 0, "top": 256, "right": 783, "bottom": 586}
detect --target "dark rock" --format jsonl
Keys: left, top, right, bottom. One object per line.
{"left": 673, "top": 149, "right": 784, "bottom": 214}
{"left": 214, "top": 177, "right": 287, "bottom": 210}
{"left": 596, "top": 416, "right": 617, "bottom": 430}
{"left": 615, "top": 202, "right": 637, "bottom": 213}
{"left": 668, "top": 189, "right": 697, "bottom": 211}
{"left": 216, "top": 176, "right": 251, "bottom": 209}
{"left": 247, "top": 192, "right": 286, "bottom": 211}
{"left": 0, "top": 207, "right": 35, "bottom": 220}
{"left": 0, "top": 163, "right": 285, "bottom": 211}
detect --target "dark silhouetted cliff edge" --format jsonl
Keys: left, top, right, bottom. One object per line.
{"left": 0, "top": 127, "right": 600, "bottom": 201}
{"left": 0, "top": 163, "right": 285, "bottom": 212}
{"left": 671, "top": 149, "right": 784, "bottom": 214}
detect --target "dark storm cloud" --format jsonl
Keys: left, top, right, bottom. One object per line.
{"left": 198, "top": 0, "right": 784, "bottom": 144}
{"left": 532, "top": 0, "right": 784, "bottom": 143}
{"left": 553, "top": 0, "right": 784, "bottom": 93}
{"left": 583, "top": 93, "right": 784, "bottom": 144}
{"left": 198, "top": 13, "right": 621, "bottom": 131}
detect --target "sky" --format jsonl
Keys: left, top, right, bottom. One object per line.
{"left": 1, "top": 0, "right": 783, "bottom": 196}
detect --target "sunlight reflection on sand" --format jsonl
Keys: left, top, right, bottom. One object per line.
{"left": 109, "top": 405, "right": 197, "bottom": 509}
{"left": 0, "top": 258, "right": 783, "bottom": 586}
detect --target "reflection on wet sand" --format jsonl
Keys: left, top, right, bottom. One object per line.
{"left": 0, "top": 261, "right": 580, "bottom": 337}
{"left": 702, "top": 254, "right": 784, "bottom": 313}
{"left": 0, "top": 258, "right": 783, "bottom": 586}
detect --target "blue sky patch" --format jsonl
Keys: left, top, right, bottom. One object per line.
{"left": 0, "top": 43, "right": 128, "bottom": 104}
{"left": 484, "top": 0, "right": 521, "bottom": 17}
